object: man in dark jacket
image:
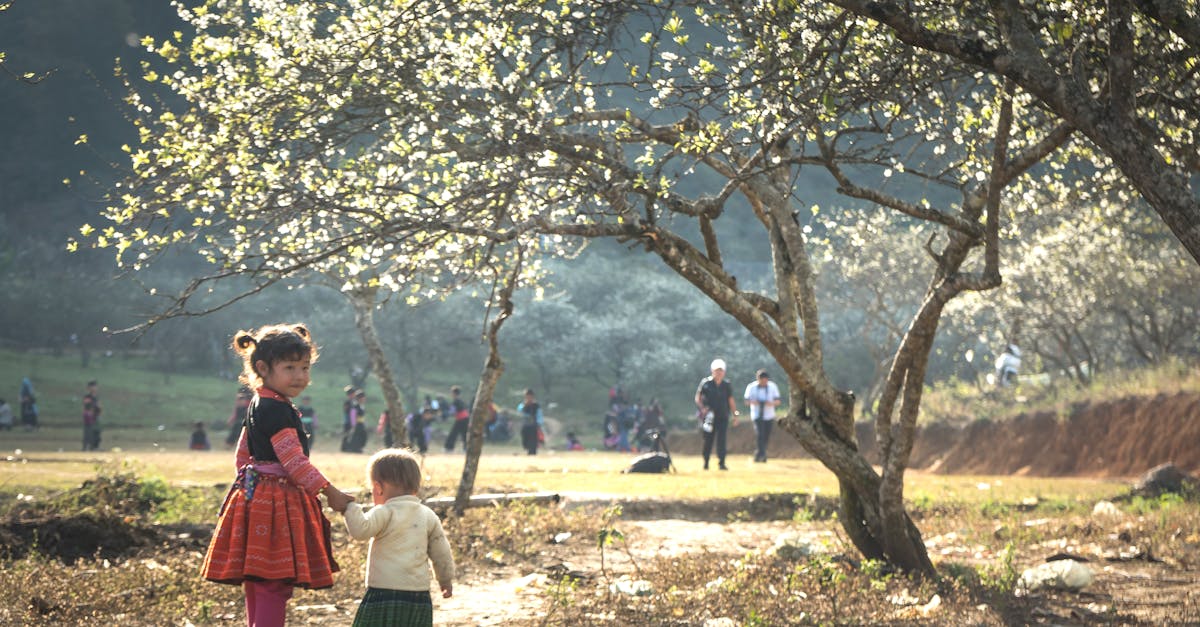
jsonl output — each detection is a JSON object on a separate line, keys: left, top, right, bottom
{"left": 694, "top": 359, "right": 739, "bottom": 470}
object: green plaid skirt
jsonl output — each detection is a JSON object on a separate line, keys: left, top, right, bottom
{"left": 352, "top": 587, "right": 433, "bottom": 627}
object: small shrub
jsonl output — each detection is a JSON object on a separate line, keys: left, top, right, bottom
{"left": 860, "top": 558, "right": 892, "bottom": 591}
{"left": 979, "top": 499, "right": 1011, "bottom": 518}
{"left": 792, "top": 507, "right": 816, "bottom": 523}
{"left": 909, "top": 491, "right": 935, "bottom": 512}
{"left": 1126, "top": 493, "right": 1185, "bottom": 516}
{"left": 940, "top": 561, "right": 981, "bottom": 588}
{"left": 542, "top": 577, "right": 578, "bottom": 623}
{"left": 3, "top": 466, "right": 204, "bottom": 526}
{"left": 744, "top": 608, "right": 770, "bottom": 626}
{"left": 152, "top": 485, "right": 219, "bottom": 525}
{"left": 1034, "top": 497, "right": 1078, "bottom": 514}
{"left": 980, "top": 541, "right": 1018, "bottom": 593}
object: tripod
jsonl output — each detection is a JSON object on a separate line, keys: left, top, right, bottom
{"left": 646, "top": 429, "right": 676, "bottom": 473}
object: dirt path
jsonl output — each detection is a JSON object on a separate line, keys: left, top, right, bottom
{"left": 424, "top": 503, "right": 1199, "bottom": 626}
{"left": 434, "top": 516, "right": 812, "bottom": 626}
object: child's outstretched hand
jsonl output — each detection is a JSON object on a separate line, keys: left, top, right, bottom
{"left": 322, "top": 485, "right": 356, "bottom": 513}
{"left": 441, "top": 584, "right": 453, "bottom": 598}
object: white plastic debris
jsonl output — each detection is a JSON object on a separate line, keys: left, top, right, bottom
{"left": 1017, "top": 560, "right": 1094, "bottom": 593}
{"left": 894, "top": 592, "right": 942, "bottom": 619}
{"left": 769, "top": 532, "right": 823, "bottom": 560}
{"left": 609, "top": 577, "right": 653, "bottom": 596}
{"left": 513, "top": 572, "right": 546, "bottom": 592}
{"left": 292, "top": 604, "right": 338, "bottom": 614}
{"left": 887, "top": 588, "right": 920, "bottom": 606}
{"left": 917, "top": 594, "right": 941, "bottom": 616}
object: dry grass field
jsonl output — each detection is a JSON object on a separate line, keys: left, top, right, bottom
{"left": 1, "top": 444, "right": 1198, "bottom": 625}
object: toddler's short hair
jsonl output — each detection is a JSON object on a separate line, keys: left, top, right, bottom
{"left": 367, "top": 448, "right": 421, "bottom": 494}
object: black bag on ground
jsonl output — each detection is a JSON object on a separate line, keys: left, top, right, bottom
{"left": 623, "top": 452, "right": 672, "bottom": 474}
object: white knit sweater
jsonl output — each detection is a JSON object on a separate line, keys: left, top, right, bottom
{"left": 343, "top": 495, "right": 454, "bottom": 592}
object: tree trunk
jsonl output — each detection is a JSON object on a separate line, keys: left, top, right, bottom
{"left": 454, "top": 336, "right": 505, "bottom": 516}
{"left": 455, "top": 258, "right": 521, "bottom": 515}
{"left": 644, "top": 202, "right": 938, "bottom": 576}
{"left": 780, "top": 402, "right": 936, "bottom": 575}
{"left": 535, "top": 361, "right": 555, "bottom": 399}
{"left": 348, "top": 287, "right": 406, "bottom": 447}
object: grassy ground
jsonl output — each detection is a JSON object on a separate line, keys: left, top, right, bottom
{"left": 0, "top": 450, "right": 1195, "bottom": 626}
{"left": 0, "top": 448, "right": 1130, "bottom": 508}
{"left": 3, "top": 349, "right": 1197, "bottom": 625}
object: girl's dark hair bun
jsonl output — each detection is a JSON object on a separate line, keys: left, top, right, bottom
{"left": 235, "top": 334, "right": 257, "bottom": 351}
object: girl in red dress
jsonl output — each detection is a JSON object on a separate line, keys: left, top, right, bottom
{"left": 202, "top": 323, "right": 355, "bottom": 626}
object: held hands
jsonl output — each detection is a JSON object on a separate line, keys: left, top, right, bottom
{"left": 322, "top": 484, "right": 356, "bottom": 513}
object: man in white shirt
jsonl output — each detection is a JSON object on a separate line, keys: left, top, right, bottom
{"left": 744, "top": 369, "right": 781, "bottom": 463}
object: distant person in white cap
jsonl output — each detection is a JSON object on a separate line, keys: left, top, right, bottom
{"left": 694, "top": 358, "right": 739, "bottom": 470}
{"left": 744, "top": 368, "right": 781, "bottom": 463}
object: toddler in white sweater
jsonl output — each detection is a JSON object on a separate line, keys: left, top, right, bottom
{"left": 343, "top": 448, "right": 454, "bottom": 627}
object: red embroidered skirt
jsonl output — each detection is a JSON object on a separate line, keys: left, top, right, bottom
{"left": 201, "top": 471, "right": 339, "bottom": 589}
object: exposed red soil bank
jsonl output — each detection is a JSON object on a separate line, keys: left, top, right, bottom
{"left": 667, "top": 392, "right": 1200, "bottom": 477}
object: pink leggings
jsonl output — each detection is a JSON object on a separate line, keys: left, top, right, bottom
{"left": 244, "top": 580, "right": 294, "bottom": 627}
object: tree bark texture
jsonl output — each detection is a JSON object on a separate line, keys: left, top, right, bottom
{"left": 454, "top": 258, "right": 521, "bottom": 515}
{"left": 348, "top": 287, "right": 407, "bottom": 447}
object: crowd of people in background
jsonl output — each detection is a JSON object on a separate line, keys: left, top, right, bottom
{"left": 4, "top": 360, "right": 799, "bottom": 465}
{"left": 2, "top": 364, "right": 581, "bottom": 458}
{"left": 5, "top": 371, "right": 633, "bottom": 458}
{"left": 16, "top": 374, "right": 675, "bottom": 456}
{"left": 600, "top": 385, "right": 665, "bottom": 453}
{"left": 0, "top": 372, "right": 529, "bottom": 457}
{"left": 223, "top": 379, "right": 525, "bottom": 457}
{"left": 270, "top": 381, "right": 518, "bottom": 456}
